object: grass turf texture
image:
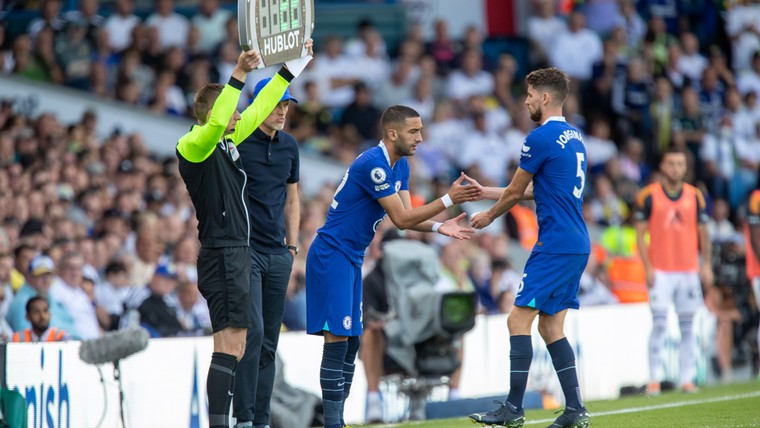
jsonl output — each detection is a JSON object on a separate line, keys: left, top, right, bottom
{"left": 356, "top": 382, "right": 760, "bottom": 428}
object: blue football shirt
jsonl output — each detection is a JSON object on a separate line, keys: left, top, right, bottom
{"left": 317, "top": 142, "right": 410, "bottom": 264}
{"left": 519, "top": 116, "right": 590, "bottom": 254}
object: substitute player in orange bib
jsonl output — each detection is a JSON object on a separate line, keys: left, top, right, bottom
{"left": 744, "top": 185, "right": 760, "bottom": 381}
{"left": 634, "top": 146, "right": 715, "bottom": 395}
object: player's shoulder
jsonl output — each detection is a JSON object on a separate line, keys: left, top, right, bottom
{"left": 684, "top": 183, "right": 707, "bottom": 207}
{"left": 352, "top": 145, "right": 384, "bottom": 168}
{"left": 351, "top": 145, "right": 390, "bottom": 181}
{"left": 750, "top": 189, "right": 760, "bottom": 214}
{"left": 636, "top": 183, "right": 659, "bottom": 205}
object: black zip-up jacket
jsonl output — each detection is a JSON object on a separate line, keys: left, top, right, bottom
{"left": 176, "top": 70, "right": 293, "bottom": 248}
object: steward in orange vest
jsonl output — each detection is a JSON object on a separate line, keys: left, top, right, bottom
{"left": 11, "top": 296, "right": 67, "bottom": 342}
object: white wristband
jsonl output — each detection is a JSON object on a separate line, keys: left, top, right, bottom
{"left": 432, "top": 222, "right": 443, "bottom": 233}
{"left": 440, "top": 193, "right": 453, "bottom": 208}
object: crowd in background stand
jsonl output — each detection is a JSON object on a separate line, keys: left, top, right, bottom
{"left": 0, "top": 0, "right": 758, "bottom": 380}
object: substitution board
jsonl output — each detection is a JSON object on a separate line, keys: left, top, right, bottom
{"left": 238, "top": 0, "right": 315, "bottom": 68}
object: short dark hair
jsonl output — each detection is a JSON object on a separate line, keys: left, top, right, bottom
{"left": 26, "top": 295, "right": 48, "bottom": 314}
{"left": 525, "top": 67, "right": 570, "bottom": 104}
{"left": 659, "top": 145, "right": 688, "bottom": 165}
{"left": 105, "top": 260, "right": 128, "bottom": 276}
{"left": 381, "top": 105, "right": 420, "bottom": 133}
{"left": 193, "top": 83, "right": 224, "bottom": 124}
{"left": 662, "top": 145, "right": 687, "bottom": 158}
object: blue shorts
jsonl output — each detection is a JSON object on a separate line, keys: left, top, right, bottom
{"left": 305, "top": 235, "right": 363, "bottom": 336}
{"left": 515, "top": 252, "right": 589, "bottom": 315}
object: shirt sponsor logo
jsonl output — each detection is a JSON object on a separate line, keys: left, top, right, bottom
{"left": 374, "top": 183, "right": 390, "bottom": 192}
{"left": 522, "top": 143, "right": 531, "bottom": 152}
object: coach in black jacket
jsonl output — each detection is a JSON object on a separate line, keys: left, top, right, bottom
{"left": 233, "top": 78, "right": 301, "bottom": 428}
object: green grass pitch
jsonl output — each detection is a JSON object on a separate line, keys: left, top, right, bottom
{"left": 356, "top": 382, "right": 760, "bottom": 428}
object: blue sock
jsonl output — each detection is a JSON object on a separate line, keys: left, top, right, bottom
{"left": 547, "top": 338, "right": 583, "bottom": 409}
{"left": 506, "top": 335, "right": 532, "bottom": 411}
{"left": 321, "top": 341, "right": 348, "bottom": 428}
{"left": 340, "top": 336, "right": 360, "bottom": 426}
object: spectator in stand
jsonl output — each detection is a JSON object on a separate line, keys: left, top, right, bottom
{"left": 176, "top": 280, "right": 211, "bottom": 334}
{"left": 345, "top": 19, "right": 387, "bottom": 61}
{"left": 672, "top": 86, "right": 707, "bottom": 174}
{"left": 737, "top": 52, "right": 760, "bottom": 98}
{"left": 426, "top": 19, "right": 459, "bottom": 75}
{"left": 145, "top": 0, "right": 190, "bottom": 51}
{"left": 50, "top": 251, "right": 102, "bottom": 339}
{"left": 191, "top": 0, "right": 231, "bottom": 56}
{"left": 549, "top": 11, "right": 603, "bottom": 81}
{"left": 11, "top": 296, "right": 67, "bottom": 342}
{"left": 62, "top": 0, "right": 103, "bottom": 45}
{"left": 123, "top": 260, "right": 183, "bottom": 337}
{"left": 28, "top": 0, "right": 65, "bottom": 40}
{"left": 458, "top": 112, "right": 510, "bottom": 187}
{"left": 699, "top": 66, "right": 728, "bottom": 133}
{"left": 94, "top": 259, "right": 132, "bottom": 329}
{"left": 104, "top": 0, "right": 139, "bottom": 53}
{"left": 700, "top": 116, "right": 748, "bottom": 207}
{"left": 588, "top": 174, "right": 629, "bottom": 227}
{"left": 526, "top": 0, "right": 567, "bottom": 67}
{"left": 612, "top": 57, "right": 653, "bottom": 141}
{"left": 584, "top": 118, "right": 618, "bottom": 174}
{"left": 6, "top": 254, "right": 77, "bottom": 337}
{"left": 679, "top": 32, "right": 708, "bottom": 85}
{"left": 619, "top": 136, "right": 649, "bottom": 185}
{"left": 725, "top": 0, "right": 760, "bottom": 75}
{"left": 340, "top": 82, "right": 381, "bottom": 145}
{"left": 589, "top": 37, "right": 626, "bottom": 120}
{"left": 311, "top": 36, "right": 359, "bottom": 109}
{"left": 613, "top": 0, "right": 646, "bottom": 52}
{"left": 577, "top": 250, "right": 618, "bottom": 306}
{"left": 401, "top": 77, "right": 435, "bottom": 124}
{"left": 374, "top": 60, "right": 416, "bottom": 110}
{"left": 446, "top": 48, "right": 494, "bottom": 104}
{"left": 650, "top": 76, "right": 675, "bottom": 157}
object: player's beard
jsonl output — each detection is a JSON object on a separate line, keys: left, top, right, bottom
{"left": 529, "top": 104, "right": 542, "bottom": 122}
{"left": 394, "top": 139, "right": 417, "bottom": 157}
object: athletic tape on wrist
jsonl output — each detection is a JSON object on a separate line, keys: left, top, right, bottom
{"left": 441, "top": 193, "right": 453, "bottom": 208}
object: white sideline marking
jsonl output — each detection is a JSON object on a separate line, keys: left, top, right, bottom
{"left": 525, "top": 391, "right": 760, "bottom": 425}
{"left": 372, "top": 390, "right": 760, "bottom": 427}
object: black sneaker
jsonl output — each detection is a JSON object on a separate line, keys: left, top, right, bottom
{"left": 546, "top": 406, "right": 590, "bottom": 428}
{"left": 468, "top": 400, "right": 525, "bottom": 427}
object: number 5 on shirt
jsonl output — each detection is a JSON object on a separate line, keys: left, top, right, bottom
{"left": 573, "top": 152, "right": 586, "bottom": 199}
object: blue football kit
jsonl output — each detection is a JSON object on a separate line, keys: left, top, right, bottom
{"left": 306, "top": 142, "right": 409, "bottom": 336}
{"left": 516, "top": 116, "right": 590, "bottom": 314}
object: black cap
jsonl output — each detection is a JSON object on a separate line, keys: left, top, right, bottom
{"left": 19, "top": 218, "right": 44, "bottom": 237}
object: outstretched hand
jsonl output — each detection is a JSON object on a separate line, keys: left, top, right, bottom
{"left": 470, "top": 211, "right": 494, "bottom": 229}
{"left": 448, "top": 172, "right": 483, "bottom": 204}
{"left": 236, "top": 50, "right": 261, "bottom": 73}
{"left": 438, "top": 213, "right": 476, "bottom": 240}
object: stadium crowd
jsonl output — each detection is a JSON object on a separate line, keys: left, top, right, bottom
{"left": 0, "top": 0, "right": 758, "bottom": 382}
